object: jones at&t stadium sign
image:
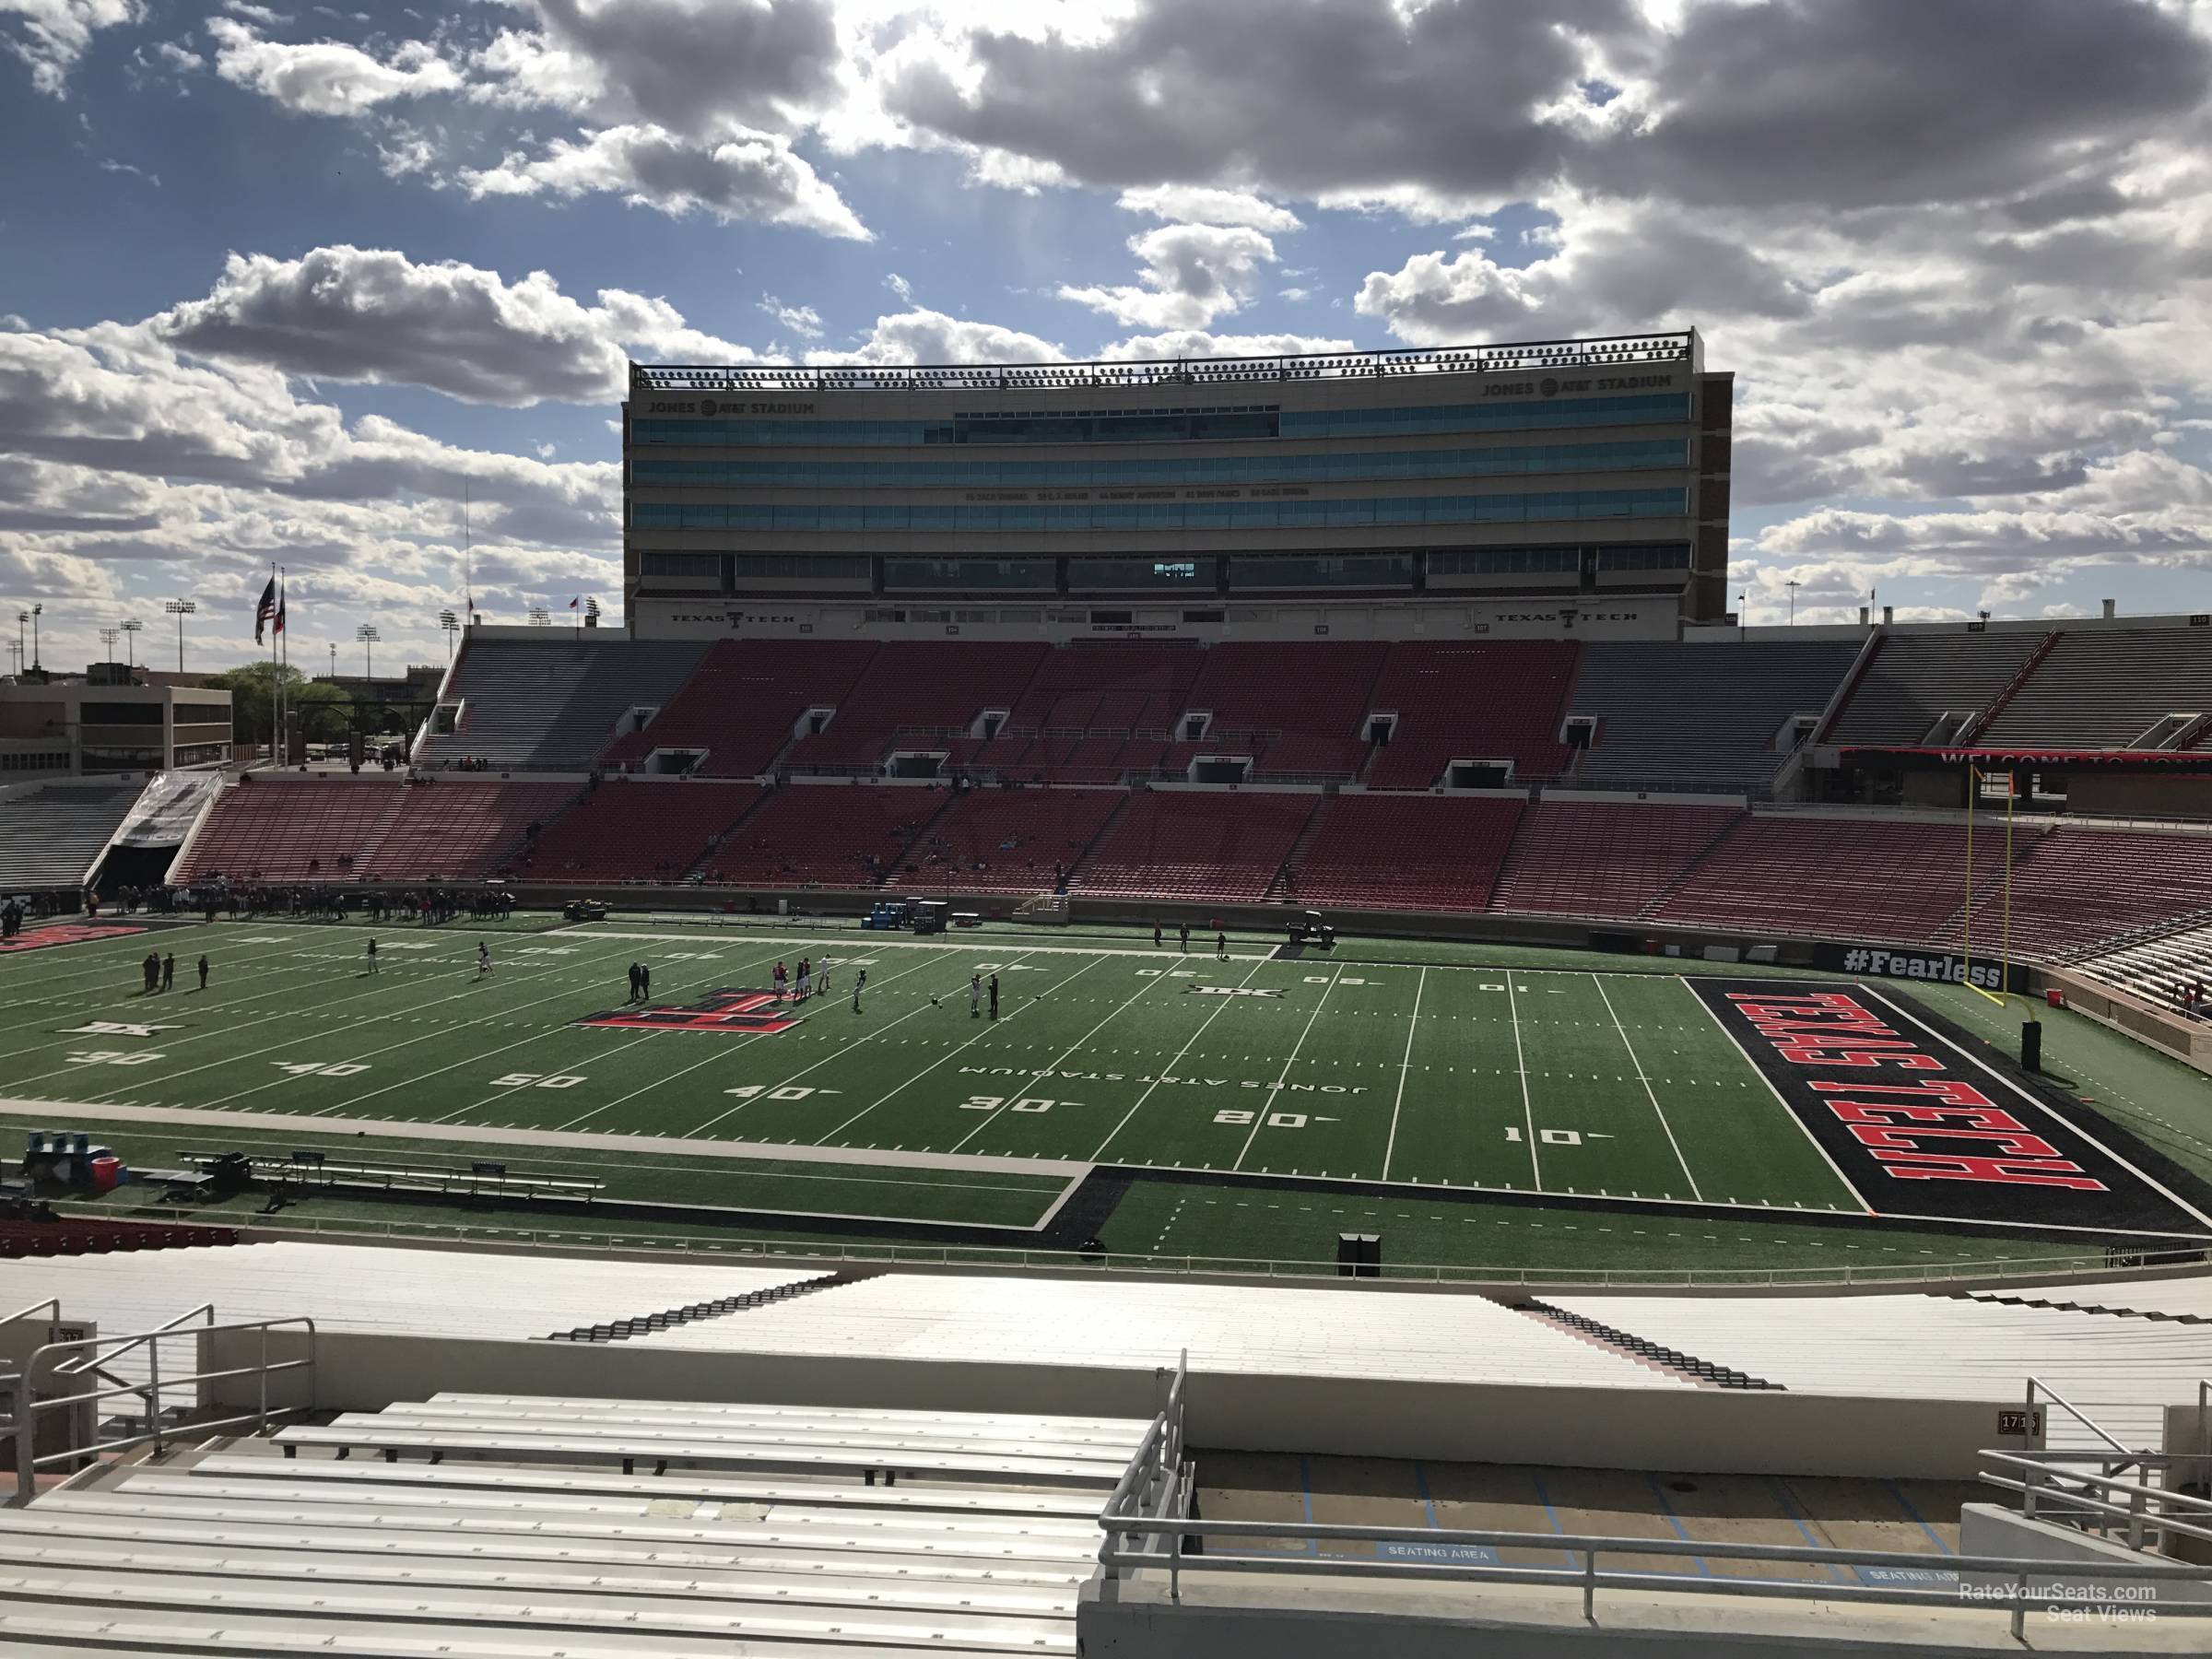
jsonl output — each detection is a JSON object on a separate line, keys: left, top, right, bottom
{"left": 640, "top": 398, "right": 817, "bottom": 417}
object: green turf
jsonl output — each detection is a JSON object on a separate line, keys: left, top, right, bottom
{"left": 6, "top": 912, "right": 2208, "bottom": 1277}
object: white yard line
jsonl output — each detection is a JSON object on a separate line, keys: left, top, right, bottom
{"left": 1089, "top": 957, "right": 1274, "bottom": 1162}
{"left": 792, "top": 955, "right": 1092, "bottom": 1150}
{"left": 143, "top": 936, "right": 653, "bottom": 1113}
{"left": 944, "top": 964, "right": 1171, "bottom": 1156}
{"left": 366, "top": 943, "right": 811, "bottom": 1125}
{"left": 1232, "top": 965, "right": 1343, "bottom": 1172}
{"left": 0, "top": 937, "right": 411, "bottom": 1061}
{"left": 1380, "top": 966, "right": 1428, "bottom": 1182}
{"left": 1680, "top": 975, "right": 1874, "bottom": 1215}
{"left": 575, "top": 947, "right": 964, "bottom": 1137}
{"left": 1506, "top": 973, "right": 1542, "bottom": 1191}
{"left": 17, "top": 937, "right": 641, "bottom": 1103}
{"left": 1593, "top": 972, "right": 1703, "bottom": 1203}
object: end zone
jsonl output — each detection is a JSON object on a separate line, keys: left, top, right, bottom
{"left": 1691, "top": 977, "right": 2212, "bottom": 1241}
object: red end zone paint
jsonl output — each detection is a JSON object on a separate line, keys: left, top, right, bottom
{"left": 574, "top": 988, "right": 804, "bottom": 1036}
{"left": 1693, "top": 979, "right": 2212, "bottom": 1236}
{"left": 0, "top": 922, "right": 147, "bottom": 954}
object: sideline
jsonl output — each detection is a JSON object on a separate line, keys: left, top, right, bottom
{"left": 0, "top": 1096, "right": 1094, "bottom": 1179}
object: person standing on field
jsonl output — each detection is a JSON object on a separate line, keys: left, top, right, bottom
{"left": 365, "top": 937, "right": 379, "bottom": 975}
{"left": 988, "top": 973, "right": 999, "bottom": 1019}
{"left": 196, "top": 954, "right": 209, "bottom": 991}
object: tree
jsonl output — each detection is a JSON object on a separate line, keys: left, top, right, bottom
{"left": 203, "top": 663, "right": 309, "bottom": 739}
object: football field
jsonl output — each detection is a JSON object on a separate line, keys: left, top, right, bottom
{"left": 6, "top": 913, "right": 2211, "bottom": 1263}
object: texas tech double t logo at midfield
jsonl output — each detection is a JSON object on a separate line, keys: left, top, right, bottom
{"left": 575, "top": 989, "right": 804, "bottom": 1036}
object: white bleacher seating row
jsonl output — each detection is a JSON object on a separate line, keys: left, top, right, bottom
{"left": 1, "top": 1388, "right": 1140, "bottom": 1654}
{"left": 0, "top": 781, "right": 147, "bottom": 887}
{"left": 0, "top": 1244, "right": 828, "bottom": 1389}
{"left": 632, "top": 1272, "right": 1695, "bottom": 1389}
{"left": 1549, "top": 1288, "right": 2212, "bottom": 1450}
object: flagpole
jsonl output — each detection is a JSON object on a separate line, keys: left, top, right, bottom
{"left": 266, "top": 559, "right": 277, "bottom": 765}
{"left": 278, "top": 567, "right": 288, "bottom": 768}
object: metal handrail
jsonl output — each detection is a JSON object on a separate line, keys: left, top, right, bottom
{"left": 1983, "top": 1448, "right": 2212, "bottom": 1552}
{"left": 6, "top": 1314, "right": 316, "bottom": 1508}
{"left": 1096, "top": 1513, "right": 2212, "bottom": 1638}
{"left": 2025, "top": 1376, "right": 2137, "bottom": 1456}
{"left": 0, "top": 1299, "right": 60, "bottom": 1331}
{"left": 53, "top": 1301, "right": 212, "bottom": 1379}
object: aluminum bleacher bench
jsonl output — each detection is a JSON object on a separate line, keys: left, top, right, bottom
{"left": 317, "top": 1406, "right": 1136, "bottom": 1463}
{"left": 42, "top": 1484, "right": 1097, "bottom": 1568}
{"left": 275, "top": 1418, "right": 1129, "bottom": 1486}
{"left": 397, "top": 1394, "right": 1147, "bottom": 1448}
{"left": 181, "top": 1150, "right": 601, "bottom": 1203}
{"left": 182, "top": 1449, "right": 1109, "bottom": 1518}
{"left": 0, "top": 1564, "right": 1076, "bottom": 1653}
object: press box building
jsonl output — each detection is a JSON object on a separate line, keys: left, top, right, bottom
{"left": 621, "top": 330, "right": 1732, "bottom": 643}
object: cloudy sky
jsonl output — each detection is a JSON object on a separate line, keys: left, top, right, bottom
{"left": 4, "top": 0, "right": 2211, "bottom": 675}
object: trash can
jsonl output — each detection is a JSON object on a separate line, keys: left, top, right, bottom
{"left": 2046, "top": 988, "right": 2065, "bottom": 1010}
{"left": 88, "top": 1155, "right": 122, "bottom": 1193}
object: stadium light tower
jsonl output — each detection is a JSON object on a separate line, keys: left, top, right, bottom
{"left": 439, "top": 609, "right": 459, "bottom": 661}
{"left": 99, "top": 627, "right": 119, "bottom": 662}
{"left": 1786, "top": 579, "right": 1801, "bottom": 625}
{"left": 28, "top": 604, "right": 41, "bottom": 670}
{"left": 357, "top": 622, "right": 381, "bottom": 681}
{"left": 119, "top": 618, "right": 144, "bottom": 667}
{"left": 163, "top": 598, "right": 196, "bottom": 672}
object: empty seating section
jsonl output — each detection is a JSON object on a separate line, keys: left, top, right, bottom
{"left": 1653, "top": 814, "right": 2018, "bottom": 938}
{"left": 1491, "top": 801, "right": 1743, "bottom": 919}
{"left": 783, "top": 641, "right": 1048, "bottom": 770}
{"left": 1076, "top": 790, "right": 1316, "bottom": 900}
{"left": 1182, "top": 641, "right": 1385, "bottom": 781}
{"left": 418, "top": 638, "right": 708, "bottom": 770}
{"left": 172, "top": 781, "right": 402, "bottom": 881}
{"left": 601, "top": 638, "right": 879, "bottom": 776}
{"left": 1008, "top": 644, "right": 1201, "bottom": 732}
{"left": 1981, "top": 628, "right": 2212, "bottom": 748}
{"left": 1824, "top": 631, "right": 2043, "bottom": 745}
{"left": 0, "top": 780, "right": 145, "bottom": 886}
{"left": 2073, "top": 917, "right": 2212, "bottom": 1006}
{"left": 1551, "top": 1291, "right": 2212, "bottom": 1449}
{"left": 1568, "top": 641, "right": 1856, "bottom": 790}
{"left": 1366, "top": 641, "right": 1581, "bottom": 790}
{"left": 1288, "top": 794, "right": 1522, "bottom": 912}
{"left": 506, "top": 781, "right": 760, "bottom": 883}
{"left": 639, "top": 1272, "right": 1691, "bottom": 1387}
{"left": 0, "top": 1217, "right": 241, "bottom": 1256}
{"left": 1949, "top": 828, "right": 2212, "bottom": 959}
{"left": 982, "top": 645, "right": 1206, "bottom": 782}
{"left": 890, "top": 787, "right": 1123, "bottom": 892}
{"left": 358, "top": 781, "right": 576, "bottom": 880}
{"left": 701, "top": 783, "right": 945, "bottom": 888}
